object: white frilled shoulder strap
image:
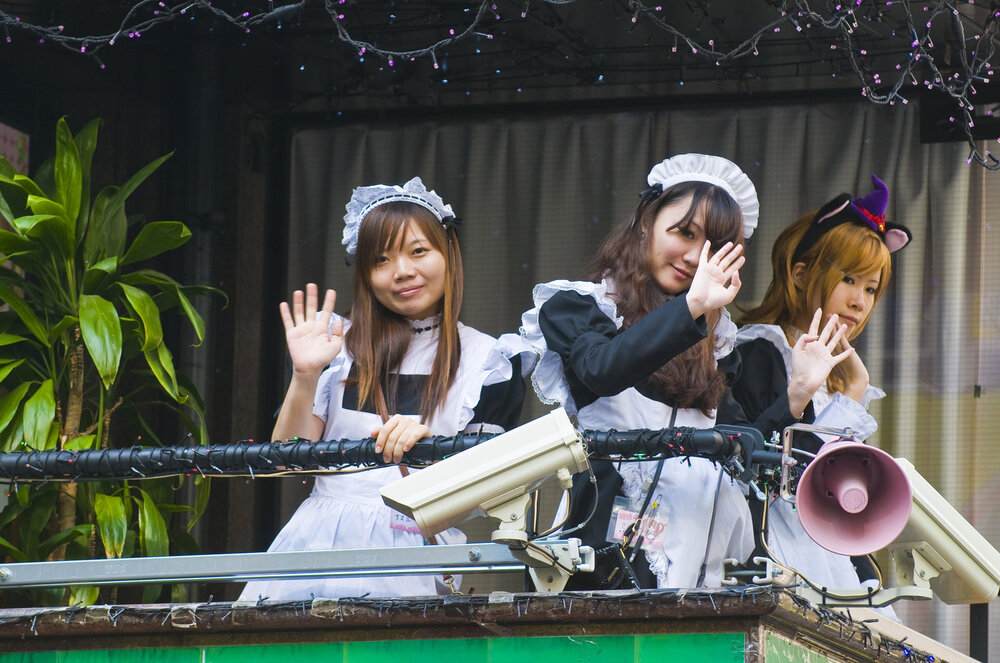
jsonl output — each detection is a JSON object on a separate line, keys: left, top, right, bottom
{"left": 519, "top": 279, "right": 621, "bottom": 415}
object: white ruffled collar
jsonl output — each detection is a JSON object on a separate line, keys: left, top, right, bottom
{"left": 408, "top": 314, "right": 442, "bottom": 334}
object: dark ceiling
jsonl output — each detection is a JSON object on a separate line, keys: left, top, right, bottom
{"left": 2, "top": 1, "right": 999, "bottom": 146}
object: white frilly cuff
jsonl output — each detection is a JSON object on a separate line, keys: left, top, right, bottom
{"left": 519, "top": 279, "right": 622, "bottom": 415}
{"left": 714, "top": 307, "right": 738, "bottom": 360}
{"left": 812, "top": 391, "right": 881, "bottom": 442}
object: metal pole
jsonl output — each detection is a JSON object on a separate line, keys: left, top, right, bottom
{"left": 970, "top": 603, "right": 988, "bottom": 662}
{"left": 0, "top": 544, "right": 528, "bottom": 589}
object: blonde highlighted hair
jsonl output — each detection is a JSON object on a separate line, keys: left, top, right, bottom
{"left": 740, "top": 211, "right": 893, "bottom": 392}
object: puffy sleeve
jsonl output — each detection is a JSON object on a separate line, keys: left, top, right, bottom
{"left": 731, "top": 337, "right": 800, "bottom": 442}
{"left": 460, "top": 332, "right": 536, "bottom": 433}
{"left": 312, "top": 314, "right": 351, "bottom": 422}
{"left": 520, "top": 280, "right": 707, "bottom": 413}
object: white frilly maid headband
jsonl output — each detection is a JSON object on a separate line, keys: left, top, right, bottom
{"left": 342, "top": 176, "right": 456, "bottom": 255}
{"left": 646, "top": 153, "right": 759, "bottom": 238}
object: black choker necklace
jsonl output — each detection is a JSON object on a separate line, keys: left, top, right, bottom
{"left": 413, "top": 321, "right": 441, "bottom": 334}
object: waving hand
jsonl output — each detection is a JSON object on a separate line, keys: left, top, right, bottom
{"left": 686, "top": 241, "right": 745, "bottom": 319}
{"left": 279, "top": 283, "right": 343, "bottom": 375}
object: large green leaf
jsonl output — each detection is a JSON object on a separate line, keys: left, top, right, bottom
{"left": 0, "top": 175, "right": 29, "bottom": 223}
{"left": 0, "top": 534, "right": 26, "bottom": 563}
{"left": 121, "top": 268, "right": 179, "bottom": 288}
{"left": 189, "top": 477, "right": 211, "bottom": 532}
{"left": 144, "top": 342, "right": 182, "bottom": 402}
{"left": 121, "top": 221, "right": 191, "bottom": 265}
{"left": 64, "top": 434, "right": 96, "bottom": 451}
{"left": 38, "top": 523, "right": 92, "bottom": 560}
{"left": 73, "top": 118, "right": 101, "bottom": 237}
{"left": 12, "top": 212, "right": 73, "bottom": 259}
{"left": 119, "top": 284, "right": 163, "bottom": 351}
{"left": 0, "top": 359, "right": 25, "bottom": 386}
{"left": 23, "top": 380, "right": 55, "bottom": 450}
{"left": 122, "top": 271, "right": 217, "bottom": 344}
{"left": 110, "top": 153, "right": 172, "bottom": 212}
{"left": 79, "top": 294, "right": 122, "bottom": 390}
{"left": 0, "top": 333, "right": 27, "bottom": 347}
{"left": 0, "top": 497, "right": 24, "bottom": 532}
{"left": 47, "top": 315, "right": 78, "bottom": 345}
{"left": 82, "top": 257, "right": 119, "bottom": 294}
{"left": 31, "top": 158, "right": 55, "bottom": 199}
{"left": 26, "top": 195, "right": 67, "bottom": 219}
{"left": 0, "top": 155, "right": 14, "bottom": 178}
{"left": 54, "top": 118, "right": 83, "bottom": 227}
{"left": 11, "top": 174, "right": 45, "bottom": 197}
{"left": 94, "top": 493, "right": 128, "bottom": 559}
{"left": 0, "top": 229, "right": 36, "bottom": 264}
{"left": 68, "top": 585, "right": 100, "bottom": 607}
{"left": 84, "top": 185, "right": 127, "bottom": 264}
{"left": 0, "top": 284, "right": 48, "bottom": 346}
{"left": 170, "top": 373, "right": 208, "bottom": 445}
{"left": 20, "top": 486, "right": 57, "bottom": 560}
{"left": 137, "top": 489, "right": 169, "bottom": 558}
{"left": 175, "top": 287, "right": 207, "bottom": 345}
{"left": 168, "top": 528, "right": 200, "bottom": 555}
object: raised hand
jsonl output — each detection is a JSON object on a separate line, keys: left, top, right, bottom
{"left": 279, "top": 283, "right": 343, "bottom": 376}
{"left": 686, "top": 241, "right": 745, "bottom": 319}
{"left": 373, "top": 414, "right": 432, "bottom": 464}
{"left": 787, "top": 309, "right": 853, "bottom": 417}
{"left": 837, "top": 334, "right": 871, "bottom": 403}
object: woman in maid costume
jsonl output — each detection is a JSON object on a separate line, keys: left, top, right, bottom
{"left": 520, "top": 154, "right": 760, "bottom": 589}
{"left": 241, "top": 177, "right": 533, "bottom": 601}
{"left": 732, "top": 175, "right": 911, "bottom": 601}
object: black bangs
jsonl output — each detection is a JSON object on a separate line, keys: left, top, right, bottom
{"left": 701, "top": 184, "right": 744, "bottom": 250}
{"left": 655, "top": 181, "right": 744, "bottom": 250}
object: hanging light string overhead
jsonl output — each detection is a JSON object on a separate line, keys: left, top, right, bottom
{"left": 1, "top": 0, "right": 997, "bottom": 169}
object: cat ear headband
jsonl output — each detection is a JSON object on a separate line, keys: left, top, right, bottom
{"left": 342, "top": 176, "right": 459, "bottom": 256}
{"left": 792, "top": 174, "right": 911, "bottom": 261}
{"left": 639, "top": 153, "right": 759, "bottom": 238}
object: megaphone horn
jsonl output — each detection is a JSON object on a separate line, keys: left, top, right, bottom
{"left": 795, "top": 439, "right": 912, "bottom": 556}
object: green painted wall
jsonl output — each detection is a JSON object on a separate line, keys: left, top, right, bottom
{"left": 0, "top": 633, "right": 747, "bottom": 662}
{"left": 764, "top": 632, "right": 833, "bottom": 663}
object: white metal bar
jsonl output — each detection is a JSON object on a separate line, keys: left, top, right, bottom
{"left": 0, "top": 543, "right": 532, "bottom": 588}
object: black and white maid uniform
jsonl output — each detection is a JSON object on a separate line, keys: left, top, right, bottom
{"left": 521, "top": 279, "right": 754, "bottom": 588}
{"left": 732, "top": 323, "right": 888, "bottom": 595}
{"left": 240, "top": 314, "right": 534, "bottom": 601}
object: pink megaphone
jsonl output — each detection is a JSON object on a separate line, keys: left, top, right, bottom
{"left": 795, "top": 439, "right": 912, "bottom": 556}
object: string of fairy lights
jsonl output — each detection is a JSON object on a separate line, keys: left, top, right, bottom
{"left": 1, "top": 0, "right": 998, "bottom": 168}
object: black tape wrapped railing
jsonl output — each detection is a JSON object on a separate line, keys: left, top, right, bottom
{"left": 0, "top": 425, "right": 764, "bottom": 482}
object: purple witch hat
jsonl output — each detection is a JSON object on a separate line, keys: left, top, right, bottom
{"left": 792, "top": 174, "right": 912, "bottom": 260}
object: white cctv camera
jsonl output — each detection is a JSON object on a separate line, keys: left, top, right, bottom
{"left": 380, "top": 407, "right": 590, "bottom": 543}
{"left": 884, "top": 458, "right": 1000, "bottom": 604}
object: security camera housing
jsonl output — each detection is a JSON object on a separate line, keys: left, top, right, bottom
{"left": 380, "top": 408, "right": 589, "bottom": 538}
{"left": 887, "top": 458, "right": 1000, "bottom": 604}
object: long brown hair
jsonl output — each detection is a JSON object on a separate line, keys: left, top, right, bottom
{"left": 740, "top": 212, "right": 892, "bottom": 393}
{"left": 344, "top": 202, "right": 464, "bottom": 422}
{"left": 584, "top": 181, "right": 745, "bottom": 415}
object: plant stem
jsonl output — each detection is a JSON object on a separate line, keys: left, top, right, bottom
{"left": 53, "top": 326, "right": 85, "bottom": 560}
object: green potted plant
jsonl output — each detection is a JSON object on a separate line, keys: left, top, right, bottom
{"left": 0, "top": 117, "right": 220, "bottom": 606}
